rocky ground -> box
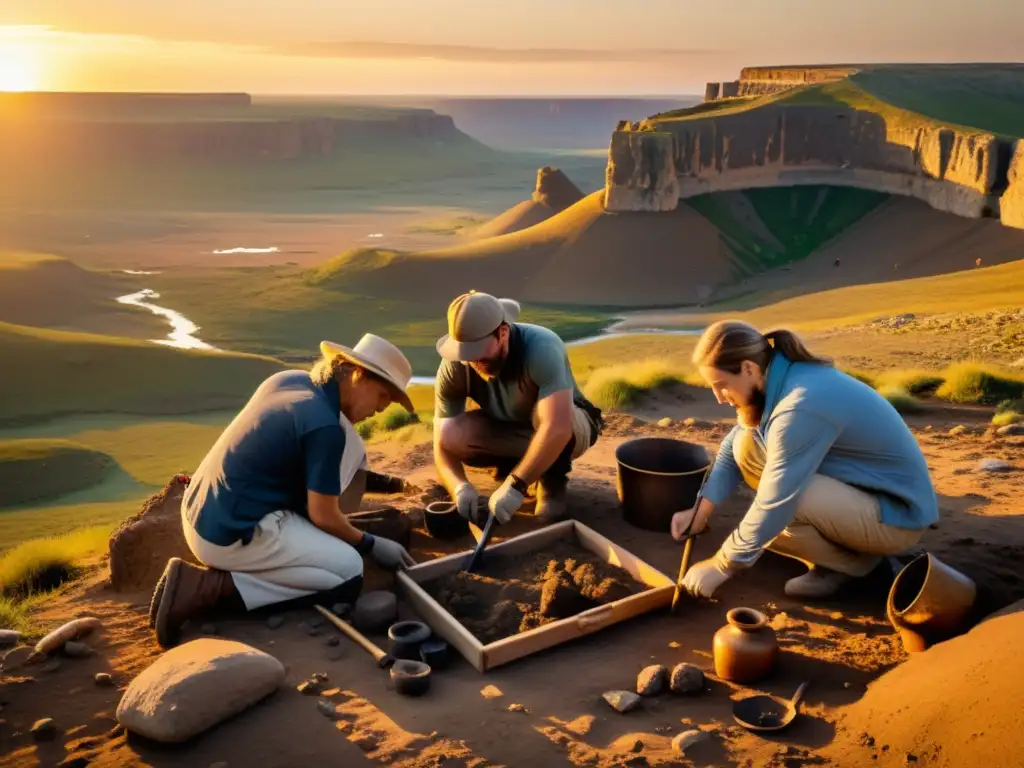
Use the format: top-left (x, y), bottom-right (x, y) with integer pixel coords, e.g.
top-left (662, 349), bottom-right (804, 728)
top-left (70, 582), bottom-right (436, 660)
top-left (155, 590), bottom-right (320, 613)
top-left (2, 387), bottom-right (1023, 767)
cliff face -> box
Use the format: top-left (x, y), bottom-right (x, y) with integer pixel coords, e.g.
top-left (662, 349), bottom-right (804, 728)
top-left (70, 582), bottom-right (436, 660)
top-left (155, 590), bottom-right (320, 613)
top-left (0, 113), bottom-right (463, 166)
top-left (605, 104), bottom-right (1020, 229)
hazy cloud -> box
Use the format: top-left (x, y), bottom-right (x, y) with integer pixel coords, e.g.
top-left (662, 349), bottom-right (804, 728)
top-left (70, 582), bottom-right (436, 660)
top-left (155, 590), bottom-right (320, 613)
top-left (267, 41), bottom-right (719, 64)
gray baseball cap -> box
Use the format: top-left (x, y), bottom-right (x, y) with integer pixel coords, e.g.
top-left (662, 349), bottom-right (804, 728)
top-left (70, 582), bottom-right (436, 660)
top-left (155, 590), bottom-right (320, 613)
top-left (436, 291), bottom-right (521, 361)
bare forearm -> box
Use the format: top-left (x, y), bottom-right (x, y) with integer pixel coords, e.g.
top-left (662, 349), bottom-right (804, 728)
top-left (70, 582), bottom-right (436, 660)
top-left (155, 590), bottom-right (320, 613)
top-left (514, 421), bottom-right (573, 484)
top-left (434, 432), bottom-right (469, 493)
top-left (312, 507), bottom-right (365, 545)
top-left (339, 470), bottom-right (367, 514)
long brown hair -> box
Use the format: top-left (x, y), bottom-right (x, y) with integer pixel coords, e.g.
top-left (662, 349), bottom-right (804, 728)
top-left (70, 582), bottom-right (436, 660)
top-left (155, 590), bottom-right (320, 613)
top-left (692, 320), bottom-right (831, 374)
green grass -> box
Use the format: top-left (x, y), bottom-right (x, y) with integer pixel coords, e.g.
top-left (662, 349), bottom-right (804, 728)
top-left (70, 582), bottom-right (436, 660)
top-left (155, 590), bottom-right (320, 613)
top-left (0, 440), bottom-right (118, 508)
top-left (935, 363), bottom-right (1024, 405)
top-left (873, 369), bottom-right (945, 396)
top-left (877, 385), bottom-right (922, 414)
top-left (581, 359), bottom-right (695, 410)
top-left (0, 525), bottom-right (111, 599)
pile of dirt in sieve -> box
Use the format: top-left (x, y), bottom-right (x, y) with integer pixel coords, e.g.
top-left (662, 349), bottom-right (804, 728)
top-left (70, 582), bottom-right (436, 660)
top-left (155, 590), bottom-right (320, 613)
top-left (823, 599), bottom-right (1024, 767)
top-left (425, 541), bottom-right (644, 644)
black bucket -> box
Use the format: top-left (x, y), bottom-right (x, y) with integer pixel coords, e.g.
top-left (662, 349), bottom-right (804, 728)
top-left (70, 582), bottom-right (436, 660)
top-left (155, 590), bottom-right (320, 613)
top-left (615, 437), bottom-right (711, 532)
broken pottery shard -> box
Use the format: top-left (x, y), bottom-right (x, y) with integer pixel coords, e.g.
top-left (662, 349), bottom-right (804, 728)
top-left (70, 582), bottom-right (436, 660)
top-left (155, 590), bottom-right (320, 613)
top-left (636, 665), bottom-right (668, 696)
top-left (669, 663), bottom-right (705, 695)
top-left (603, 690), bottom-right (641, 713)
top-left (34, 617), bottom-right (102, 656)
top-left (671, 729), bottom-right (709, 755)
top-left (116, 638), bottom-right (285, 743)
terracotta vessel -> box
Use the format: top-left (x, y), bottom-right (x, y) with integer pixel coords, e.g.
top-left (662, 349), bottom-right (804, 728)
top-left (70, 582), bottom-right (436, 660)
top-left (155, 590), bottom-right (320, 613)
top-left (887, 553), bottom-right (977, 653)
top-left (713, 607), bottom-right (778, 683)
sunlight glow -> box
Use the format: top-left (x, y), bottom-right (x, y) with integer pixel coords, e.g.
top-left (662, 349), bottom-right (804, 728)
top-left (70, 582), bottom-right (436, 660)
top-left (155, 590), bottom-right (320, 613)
top-left (0, 40), bottom-right (40, 91)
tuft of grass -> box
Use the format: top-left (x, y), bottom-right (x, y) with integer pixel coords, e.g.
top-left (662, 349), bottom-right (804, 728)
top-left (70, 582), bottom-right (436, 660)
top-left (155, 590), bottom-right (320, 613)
top-left (993, 410), bottom-right (1023, 427)
top-left (935, 362), bottom-right (1024, 405)
top-left (877, 385), bottom-right (923, 414)
top-left (356, 403), bottom-right (428, 441)
top-left (0, 595), bottom-right (33, 634)
top-left (582, 360), bottom-right (693, 411)
top-left (0, 525), bottom-right (111, 600)
top-left (873, 369), bottom-right (945, 396)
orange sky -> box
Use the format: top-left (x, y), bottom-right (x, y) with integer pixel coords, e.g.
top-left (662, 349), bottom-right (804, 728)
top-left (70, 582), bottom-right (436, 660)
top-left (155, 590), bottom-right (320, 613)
top-left (1, 1), bottom-right (1021, 95)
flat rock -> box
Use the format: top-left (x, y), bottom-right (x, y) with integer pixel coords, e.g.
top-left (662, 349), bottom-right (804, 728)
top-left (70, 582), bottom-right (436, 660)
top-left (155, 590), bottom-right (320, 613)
top-left (669, 663), bottom-right (705, 694)
top-left (0, 630), bottom-right (20, 648)
top-left (2, 645), bottom-right (36, 672)
top-left (353, 591), bottom-right (397, 633)
top-left (35, 617), bottom-right (102, 656)
top-left (31, 717), bottom-right (57, 742)
top-left (636, 665), bottom-right (668, 696)
top-left (997, 423), bottom-right (1024, 436)
top-left (978, 459), bottom-right (1014, 473)
top-left (116, 638), bottom-right (285, 743)
top-left (671, 729), bottom-right (709, 755)
top-left (602, 690), bottom-right (641, 713)
top-left (62, 641), bottom-right (93, 658)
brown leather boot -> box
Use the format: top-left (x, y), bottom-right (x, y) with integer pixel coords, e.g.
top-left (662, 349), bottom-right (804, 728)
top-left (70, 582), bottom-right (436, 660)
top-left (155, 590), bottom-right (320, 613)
top-left (152, 558), bottom-right (241, 649)
top-left (535, 475), bottom-right (569, 522)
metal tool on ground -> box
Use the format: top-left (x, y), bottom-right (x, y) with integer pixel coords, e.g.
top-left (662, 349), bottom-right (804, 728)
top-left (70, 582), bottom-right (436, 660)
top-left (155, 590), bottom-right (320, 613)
top-left (462, 511), bottom-right (498, 574)
top-left (670, 452), bottom-right (716, 613)
top-left (732, 681), bottom-right (809, 733)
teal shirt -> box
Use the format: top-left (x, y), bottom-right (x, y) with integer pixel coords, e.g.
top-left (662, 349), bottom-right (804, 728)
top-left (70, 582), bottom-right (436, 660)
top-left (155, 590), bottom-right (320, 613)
top-left (434, 323), bottom-right (584, 423)
top-left (704, 354), bottom-right (939, 566)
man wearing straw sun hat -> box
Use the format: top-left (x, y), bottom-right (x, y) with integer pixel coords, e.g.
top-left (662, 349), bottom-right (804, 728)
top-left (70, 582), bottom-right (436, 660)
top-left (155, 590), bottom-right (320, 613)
top-left (151, 334), bottom-right (418, 648)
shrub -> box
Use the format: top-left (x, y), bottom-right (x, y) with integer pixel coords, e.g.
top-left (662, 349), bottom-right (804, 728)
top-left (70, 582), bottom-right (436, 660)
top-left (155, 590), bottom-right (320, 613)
top-left (935, 363), bottom-right (1024, 405)
top-left (583, 360), bottom-right (690, 411)
top-left (873, 369), bottom-right (945, 396)
top-left (877, 385), bottom-right (922, 414)
top-left (380, 406), bottom-right (420, 432)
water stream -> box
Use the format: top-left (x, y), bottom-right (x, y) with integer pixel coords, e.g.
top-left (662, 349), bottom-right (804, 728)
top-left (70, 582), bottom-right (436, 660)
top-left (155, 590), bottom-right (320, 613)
top-left (116, 289), bottom-right (221, 352)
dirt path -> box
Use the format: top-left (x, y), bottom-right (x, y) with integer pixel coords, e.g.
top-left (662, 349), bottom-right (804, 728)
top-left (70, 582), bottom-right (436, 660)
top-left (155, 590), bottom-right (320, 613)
top-left (3, 397), bottom-right (1023, 767)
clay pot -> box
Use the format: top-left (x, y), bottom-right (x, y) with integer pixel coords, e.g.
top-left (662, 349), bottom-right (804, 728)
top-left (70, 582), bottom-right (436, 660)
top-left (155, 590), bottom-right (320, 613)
top-left (424, 501), bottom-right (469, 540)
top-left (390, 659), bottom-right (432, 697)
top-left (887, 553), bottom-right (977, 653)
top-left (387, 621), bottom-right (432, 660)
top-left (713, 608), bottom-right (778, 683)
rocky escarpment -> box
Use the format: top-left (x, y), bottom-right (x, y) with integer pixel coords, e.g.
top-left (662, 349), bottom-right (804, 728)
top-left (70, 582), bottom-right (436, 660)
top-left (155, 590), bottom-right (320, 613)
top-left (705, 66), bottom-right (857, 101)
top-left (605, 103), bottom-right (1021, 229)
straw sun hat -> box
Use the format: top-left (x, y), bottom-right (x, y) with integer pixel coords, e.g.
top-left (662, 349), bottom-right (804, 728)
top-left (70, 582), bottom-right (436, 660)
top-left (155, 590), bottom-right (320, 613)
top-left (319, 334), bottom-right (414, 413)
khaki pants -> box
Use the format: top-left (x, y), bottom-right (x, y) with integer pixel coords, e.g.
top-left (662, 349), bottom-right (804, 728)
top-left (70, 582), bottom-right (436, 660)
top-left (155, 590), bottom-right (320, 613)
top-left (183, 508), bottom-right (364, 611)
top-left (734, 430), bottom-right (923, 577)
top-left (440, 407), bottom-right (595, 467)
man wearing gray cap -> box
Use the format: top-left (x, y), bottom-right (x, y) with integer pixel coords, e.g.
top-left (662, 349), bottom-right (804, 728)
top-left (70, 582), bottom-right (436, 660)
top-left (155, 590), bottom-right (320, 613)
top-left (433, 291), bottom-right (603, 523)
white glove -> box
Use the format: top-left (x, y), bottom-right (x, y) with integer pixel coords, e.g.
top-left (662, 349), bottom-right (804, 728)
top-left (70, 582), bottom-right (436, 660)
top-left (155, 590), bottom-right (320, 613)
top-left (682, 551), bottom-right (739, 598)
top-left (488, 476), bottom-right (525, 524)
top-left (370, 536), bottom-right (416, 570)
top-left (454, 482), bottom-right (480, 521)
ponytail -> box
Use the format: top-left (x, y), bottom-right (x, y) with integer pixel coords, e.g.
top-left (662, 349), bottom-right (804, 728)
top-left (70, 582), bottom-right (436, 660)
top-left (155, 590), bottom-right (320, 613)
top-left (763, 329), bottom-right (832, 367)
top-left (694, 320), bottom-right (830, 374)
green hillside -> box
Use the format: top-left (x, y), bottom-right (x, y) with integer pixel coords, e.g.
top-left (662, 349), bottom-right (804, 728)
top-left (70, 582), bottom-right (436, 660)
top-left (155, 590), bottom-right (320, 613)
top-left (0, 440), bottom-right (119, 508)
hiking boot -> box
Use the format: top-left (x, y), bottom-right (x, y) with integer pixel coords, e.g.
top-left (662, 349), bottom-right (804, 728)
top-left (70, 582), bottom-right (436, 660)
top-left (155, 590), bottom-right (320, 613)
top-left (535, 475), bottom-right (569, 522)
top-left (152, 558), bottom-right (241, 649)
top-left (784, 566), bottom-right (852, 599)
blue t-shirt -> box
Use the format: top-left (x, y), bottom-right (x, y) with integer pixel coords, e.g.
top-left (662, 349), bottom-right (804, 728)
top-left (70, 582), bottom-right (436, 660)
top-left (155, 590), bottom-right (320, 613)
top-left (184, 370), bottom-right (346, 546)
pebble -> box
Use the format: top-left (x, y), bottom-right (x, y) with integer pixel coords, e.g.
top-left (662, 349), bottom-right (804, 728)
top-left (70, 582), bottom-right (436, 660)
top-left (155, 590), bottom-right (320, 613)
top-left (602, 690), bottom-right (641, 713)
top-left (669, 663), bottom-right (704, 694)
top-left (507, 703), bottom-right (529, 713)
top-left (31, 717), bottom-right (57, 742)
top-left (326, 637), bottom-right (340, 647)
top-left (95, 672), bottom-right (114, 687)
top-left (1, 645), bottom-right (35, 672)
top-left (657, 417), bottom-right (674, 428)
top-left (200, 623), bottom-right (218, 635)
top-left (978, 459), bottom-right (1014, 473)
top-left (317, 699), bottom-right (341, 720)
top-left (997, 423), bottom-right (1024, 436)
top-left (297, 681), bottom-right (319, 695)
top-left (0, 630), bottom-right (20, 648)
top-left (636, 664), bottom-right (667, 696)
top-left (266, 615), bottom-right (285, 629)
top-left (671, 729), bottom-right (709, 755)
top-left (63, 641), bottom-right (93, 658)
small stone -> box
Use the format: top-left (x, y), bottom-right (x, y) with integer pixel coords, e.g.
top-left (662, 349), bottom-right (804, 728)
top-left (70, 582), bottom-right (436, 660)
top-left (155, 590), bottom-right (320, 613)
top-left (978, 459), bottom-right (1014, 473)
top-left (95, 672), bottom-right (114, 686)
top-left (671, 729), bottom-right (708, 755)
top-left (602, 690), bottom-right (641, 713)
top-left (200, 623), bottom-right (218, 635)
top-left (997, 424), bottom-right (1024, 436)
top-left (0, 630), bottom-right (20, 648)
top-left (636, 664), bottom-right (668, 696)
top-left (317, 699), bottom-right (341, 720)
top-left (326, 637), bottom-right (340, 647)
top-left (31, 717), bottom-right (57, 742)
top-left (631, 739), bottom-right (644, 753)
top-left (62, 641), bottom-right (93, 658)
top-left (2, 644), bottom-right (35, 672)
top-left (266, 615), bottom-right (285, 629)
top-left (332, 603), bottom-right (352, 618)
top-left (297, 681), bottom-right (319, 695)
top-left (657, 417), bottom-right (674, 428)
top-left (508, 703), bottom-right (529, 713)
top-left (312, 672), bottom-right (329, 683)
top-left (669, 663), bottom-right (704, 694)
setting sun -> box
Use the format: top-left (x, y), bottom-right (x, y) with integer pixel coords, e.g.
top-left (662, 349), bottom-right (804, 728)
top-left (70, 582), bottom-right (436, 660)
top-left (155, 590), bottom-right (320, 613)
top-left (0, 41), bottom-right (40, 91)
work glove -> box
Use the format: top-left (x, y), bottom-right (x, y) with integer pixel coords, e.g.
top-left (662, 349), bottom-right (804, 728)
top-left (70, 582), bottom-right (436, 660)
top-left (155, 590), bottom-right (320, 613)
top-left (370, 536), bottom-right (416, 571)
top-left (682, 550), bottom-right (739, 598)
top-left (488, 476), bottom-right (525, 525)
top-left (454, 482), bottom-right (481, 521)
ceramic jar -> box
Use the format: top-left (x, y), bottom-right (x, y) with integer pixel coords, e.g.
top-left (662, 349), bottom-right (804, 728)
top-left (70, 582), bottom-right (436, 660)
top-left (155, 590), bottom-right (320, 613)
top-left (713, 607), bottom-right (778, 683)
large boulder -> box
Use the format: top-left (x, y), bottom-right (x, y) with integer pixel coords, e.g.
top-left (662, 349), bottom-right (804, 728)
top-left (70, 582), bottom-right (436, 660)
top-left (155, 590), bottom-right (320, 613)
top-left (108, 475), bottom-right (197, 592)
top-left (116, 638), bottom-right (285, 743)
top-left (532, 166), bottom-right (584, 212)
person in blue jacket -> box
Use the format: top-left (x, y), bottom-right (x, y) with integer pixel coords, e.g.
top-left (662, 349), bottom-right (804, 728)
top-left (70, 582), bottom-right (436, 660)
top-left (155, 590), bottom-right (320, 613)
top-left (672, 321), bottom-right (938, 600)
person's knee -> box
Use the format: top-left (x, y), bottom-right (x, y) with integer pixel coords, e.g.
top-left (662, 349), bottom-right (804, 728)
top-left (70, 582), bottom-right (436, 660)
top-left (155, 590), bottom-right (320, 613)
top-left (437, 414), bottom-right (472, 454)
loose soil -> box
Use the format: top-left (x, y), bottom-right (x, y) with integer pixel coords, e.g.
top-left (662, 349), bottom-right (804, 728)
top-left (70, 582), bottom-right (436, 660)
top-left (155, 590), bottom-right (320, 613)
top-left (425, 541), bottom-right (645, 643)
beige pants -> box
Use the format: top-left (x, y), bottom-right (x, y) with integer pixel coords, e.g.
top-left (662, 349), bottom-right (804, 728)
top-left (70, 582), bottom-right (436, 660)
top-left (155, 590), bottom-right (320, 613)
top-left (734, 430), bottom-right (923, 577)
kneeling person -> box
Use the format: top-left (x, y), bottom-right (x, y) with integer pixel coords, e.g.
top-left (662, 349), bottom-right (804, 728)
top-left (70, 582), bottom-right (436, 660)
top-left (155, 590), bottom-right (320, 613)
top-left (152, 335), bottom-right (416, 648)
top-left (673, 321), bottom-right (938, 600)
top-left (433, 291), bottom-right (603, 523)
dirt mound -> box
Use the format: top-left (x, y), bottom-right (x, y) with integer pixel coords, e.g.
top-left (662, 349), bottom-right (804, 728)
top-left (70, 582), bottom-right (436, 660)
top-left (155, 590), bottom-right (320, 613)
top-left (474, 166), bottom-right (585, 239)
top-left (825, 600), bottom-right (1024, 767)
top-left (107, 475), bottom-right (197, 591)
top-left (532, 166), bottom-right (583, 212)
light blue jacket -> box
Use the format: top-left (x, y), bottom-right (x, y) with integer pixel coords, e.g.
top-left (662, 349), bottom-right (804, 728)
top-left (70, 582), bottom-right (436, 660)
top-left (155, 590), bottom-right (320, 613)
top-left (704, 354), bottom-right (938, 566)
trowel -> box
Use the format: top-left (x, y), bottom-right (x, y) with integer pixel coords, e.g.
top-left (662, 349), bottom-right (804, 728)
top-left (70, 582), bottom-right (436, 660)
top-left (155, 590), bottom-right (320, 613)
top-left (670, 453), bottom-right (716, 612)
